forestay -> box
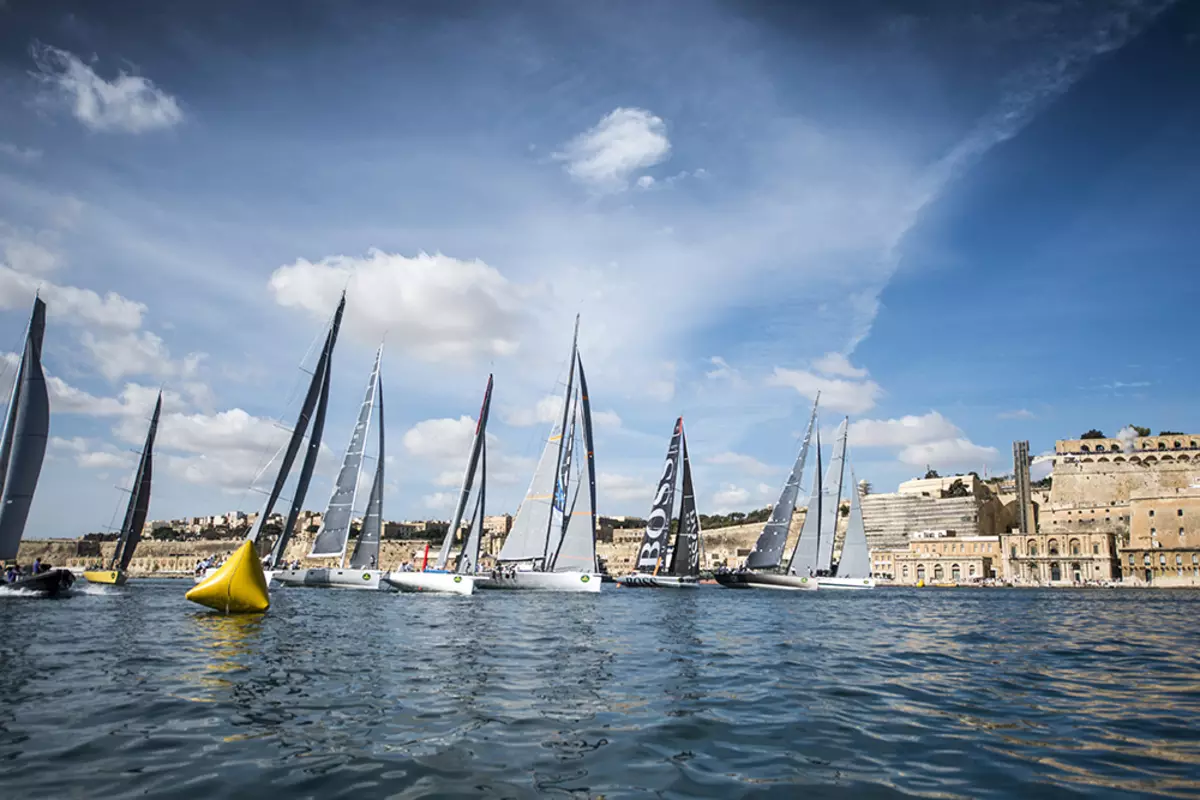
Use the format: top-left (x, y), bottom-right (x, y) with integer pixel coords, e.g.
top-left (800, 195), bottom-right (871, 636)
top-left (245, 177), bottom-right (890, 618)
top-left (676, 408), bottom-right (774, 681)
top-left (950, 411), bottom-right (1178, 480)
top-left (745, 397), bottom-right (818, 570)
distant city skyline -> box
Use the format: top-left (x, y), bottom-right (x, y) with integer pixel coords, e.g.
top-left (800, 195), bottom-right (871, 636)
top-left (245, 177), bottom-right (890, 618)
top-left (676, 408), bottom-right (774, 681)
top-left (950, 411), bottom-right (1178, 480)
top-left (1, 1), bottom-right (1196, 538)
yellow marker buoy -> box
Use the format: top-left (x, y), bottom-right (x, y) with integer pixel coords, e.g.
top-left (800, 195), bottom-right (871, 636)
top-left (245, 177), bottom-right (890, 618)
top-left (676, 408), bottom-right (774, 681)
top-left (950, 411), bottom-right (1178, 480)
top-left (186, 541), bottom-right (269, 614)
top-left (82, 569), bottom-right (128, 585)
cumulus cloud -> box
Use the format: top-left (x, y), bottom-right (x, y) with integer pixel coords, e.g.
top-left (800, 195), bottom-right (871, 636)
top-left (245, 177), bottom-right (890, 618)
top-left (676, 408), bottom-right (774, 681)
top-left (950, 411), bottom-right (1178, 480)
top-left (849, 411), bottom-right (999, 471)
top-left (504, 393), bottom-right (620, 429)
top-left (80, 330), bottom-right (203, 382)
top-left (768, 367), bottom-right (882, 415)
top-left (0, 265), bottom-right (145, 330)
top-left (555, 107), bottom-right (671, 192)
top-left (422, 492), bottom-right (456, 511)
top-left (706, 451), bottom-right (772, 476)
top-left (404, 416), bottom-right (477, 460)
top-left (811, 352), bottom-right (868, 379)
top-left (31, 43), bottom-right (183, 133)
top-left (269, 248), bottom-right (528, 361)
top-left (711, 483), bottom-right (750, 512)
top-left (597, 472), bottom-right (652, 505)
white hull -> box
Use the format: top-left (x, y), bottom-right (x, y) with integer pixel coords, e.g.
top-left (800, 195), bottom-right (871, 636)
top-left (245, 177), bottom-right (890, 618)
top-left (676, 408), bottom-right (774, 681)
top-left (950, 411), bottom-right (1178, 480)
top-left (742, 572), bottom-right (819, 591)
top-left (817, 576), bottom-right (876, 590)
top-left (273, 567), bottom-right (391, 591)
top-left (616, 573), bottom-right (699, 588)
top-left (384, 571), bottom-right (474, 595)
top-left (476, 570), bottom-right (601, 593)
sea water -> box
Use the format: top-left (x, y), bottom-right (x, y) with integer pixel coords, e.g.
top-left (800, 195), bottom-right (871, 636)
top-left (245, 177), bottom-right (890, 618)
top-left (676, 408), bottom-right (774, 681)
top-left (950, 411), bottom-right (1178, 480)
top-left (1, 582), bottom-right (1198, 798)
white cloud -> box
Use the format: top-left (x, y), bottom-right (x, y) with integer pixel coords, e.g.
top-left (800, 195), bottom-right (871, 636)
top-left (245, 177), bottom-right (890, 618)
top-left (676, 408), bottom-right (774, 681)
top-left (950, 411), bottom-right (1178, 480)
top-left (0, 265), bottom-right (145, 330)
top-left (2, 236), bottom-right (59, 273)
top-left (711, 483), bottom-right (750, 512)
top-left (636, 175), bottom-right (656, 189)
top-left (31, 43), bottom-right (183, 134)
top-left (269, 248), bottom-right (527, 361)
top-left (77, 450), bottom-right (135, 470)
top-left (0, 142), bottom-right (42, 163)
top-left (768, 367), bottom-right (882, 415)
top-left (597, 472), bottom-right (651, 505)
top-left (404, 416), bottom-right (477, 460)
top-left (50, 436), bottom-right (88, 453)
top-left (504, 393), bottom-right (621, 429)
top-left (849, 411), bottom-right (999, 471)
top-left (812, 352), bottom-right (868, 379)
top-left (706, 451), bottom-right (772, 475)
top-left (422, 492), bottom-right (456, 511)
top-left (998, 408), bottom-right (1036, 420)
top-left (80, 330), bottom-right (203, 382)
top-left (555, 107), bottom-right (671, 192)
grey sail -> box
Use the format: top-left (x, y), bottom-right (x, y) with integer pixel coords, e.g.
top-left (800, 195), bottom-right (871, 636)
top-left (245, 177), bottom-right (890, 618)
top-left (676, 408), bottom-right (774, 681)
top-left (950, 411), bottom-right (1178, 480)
top-left (0, 297), bottom-right (49, 561)
top-left (311, 346), bottom-right (382, 559)
top-left (247, 294), bottom-right (345, 547)
top-left (269, 300), bottom-right (343, 568)
top-left (544, 316), bottom-right (580, 565)
top-left (436, 374), bottom-right (493, 569)
top-left (787, 432), bottom-right (822, 575)
top-left (498, 418), bottom-right (561, 562)
top-left (815, 417), bottom-right (848, 573)
top-left (667, 429), bottom-right (702, 577)
top-left (837, 468), bottom-right (871, 579)
top-left (112, 392), bottom-right (161, 572)
top-left (457, 444), bottom-right (485, 575)
top-left (634, 417), bottom-right (682, 572)
top-left (745, 396), bottom-right (818, 570)
top-left (550, 373), bottom-right (596, 573)
top-left (349, 377), bottom-right (384, 569)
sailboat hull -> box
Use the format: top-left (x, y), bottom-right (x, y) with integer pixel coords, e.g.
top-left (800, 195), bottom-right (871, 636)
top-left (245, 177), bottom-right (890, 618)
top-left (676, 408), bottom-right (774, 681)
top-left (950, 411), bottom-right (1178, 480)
top-left (384, 571), bottom-right (474, 595)
top-left (716, 571), bottom-right (818, 591)
top-left (616, 573), bottom-right (699, 588)
top-left (476, 570), bottom-right (601, 593)
top-left (82, 569), bottom-right (127, 585)
top-left (273, 567), bottom-right (391, 591)
top-left (817, 576), bottom-right (876, 590)
top-left (3, 568), bottom-right (75, 596)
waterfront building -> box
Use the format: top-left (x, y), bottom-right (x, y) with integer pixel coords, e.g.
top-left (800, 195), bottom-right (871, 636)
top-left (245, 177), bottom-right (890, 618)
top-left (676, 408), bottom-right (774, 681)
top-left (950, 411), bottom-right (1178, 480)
top-left (861, 474), bottom-right (1010, 552)
top-left (998, 530), bottom-right (1118, 584)
top-left (878, 530), bottom-right (1000, 585)
top-left (1120, 489), bottom-right (1200, 587)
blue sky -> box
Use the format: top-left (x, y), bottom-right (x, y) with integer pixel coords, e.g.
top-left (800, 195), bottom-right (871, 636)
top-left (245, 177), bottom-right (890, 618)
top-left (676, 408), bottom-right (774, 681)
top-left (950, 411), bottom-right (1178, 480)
top-left (0, 0), bottom-right (1196, 536)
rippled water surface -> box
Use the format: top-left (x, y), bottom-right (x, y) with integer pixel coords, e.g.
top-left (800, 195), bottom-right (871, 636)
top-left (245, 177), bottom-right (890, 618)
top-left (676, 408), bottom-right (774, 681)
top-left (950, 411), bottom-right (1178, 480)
top-left (2, 582), bottom-right (1199, 798)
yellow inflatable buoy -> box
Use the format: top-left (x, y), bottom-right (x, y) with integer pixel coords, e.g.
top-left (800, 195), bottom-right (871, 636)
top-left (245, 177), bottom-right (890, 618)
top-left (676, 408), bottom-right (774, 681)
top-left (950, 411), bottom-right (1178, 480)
top-left (83, 569), bottom-right (128, 585)
top-left (186, 541), bottom-right (269, 614)
top-left (916, 579), bottom-right (926, 588)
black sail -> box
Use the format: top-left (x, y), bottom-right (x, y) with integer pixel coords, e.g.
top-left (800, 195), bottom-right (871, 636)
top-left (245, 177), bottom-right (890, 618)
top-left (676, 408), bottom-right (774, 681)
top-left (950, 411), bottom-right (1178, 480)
top-left (436, 374), bottom-right (493, 569)
top-left (246, 294), bottom-right (346, 548)
top-left (745, 396), bottom-right (818, 570)
top-left (0, 297), bottom-right (49, 561)
top-left (668, 429), bottom-right (701, 577)
top-left (112, 393), bottom-right (161, 571)
top-left (634, 417), bottom-right (682, 572)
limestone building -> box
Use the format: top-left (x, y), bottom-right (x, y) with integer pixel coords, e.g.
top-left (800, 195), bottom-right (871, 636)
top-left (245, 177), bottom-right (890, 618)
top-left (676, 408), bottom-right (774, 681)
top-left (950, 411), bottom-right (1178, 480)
top-left (1120, 488), bottom-right (1200, 587)
top-left (861, 474), bottom-right (1009, 552)
top-left (883, 530), bottom-right (1001, 585)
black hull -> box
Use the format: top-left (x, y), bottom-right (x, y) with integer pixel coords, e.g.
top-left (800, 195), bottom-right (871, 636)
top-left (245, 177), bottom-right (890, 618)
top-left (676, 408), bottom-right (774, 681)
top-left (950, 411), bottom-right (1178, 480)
top-left (6, 568), bottom-right (75, 596)
top-left (714, 572), bottom-right (753, 589)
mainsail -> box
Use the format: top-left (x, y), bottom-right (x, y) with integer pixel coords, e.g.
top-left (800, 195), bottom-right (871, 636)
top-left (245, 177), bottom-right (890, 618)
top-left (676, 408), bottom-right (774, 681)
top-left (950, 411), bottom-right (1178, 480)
top-left (745, 396), bottom-right (818, 570)
top-left (456, 441), bottom-right (486, 575)
top-left (265, 296), bottom-right (344, 569)
top-left (667, 428), bottom-right (701, 577)
top-left (815, 417), bottom-right (848, 572)
top-left (311, 346), bottom-right (382, 559)
top-left (634, 417), bottom-right (682, 572)
top-left (0, 297), bottom-right (49, 561)
top-left (436, 374), bottom-right (493, 570)
top-left (349, 377), bottom-right (385, 570)
top-left (246, 294), bottom-right (345, 550)
top-left (111, 392), bottom-right (161, 572)
top-left (787, 432), bottom-right (822, 576)
top-left (837, 468), bottom-right (871, 579)
top-left (550, 357), bottom-right (596, 572)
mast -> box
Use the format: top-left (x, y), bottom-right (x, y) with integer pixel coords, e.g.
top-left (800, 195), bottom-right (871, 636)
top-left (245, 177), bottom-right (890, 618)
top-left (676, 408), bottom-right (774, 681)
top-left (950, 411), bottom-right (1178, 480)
top-left (349, 375), bottom-right (385, 570)
top-left (815, 417), bottom-right (849, 573)
top-left (111, 392), bottom-right (161, 571)
top-left (745, 395), bottom-right (819, 570)
top-left (634, 417), bottom-right (682, 572)
top-left (543, 315), bottom-right (580, 568)
top-left (310, 345), bottom-right (382, 564)
top-left (436, 374), bottom-right (493, 570)
top-left (268, 298), bottom-right (344, 569)
top-left (0, 297), bottom-right (49, 561)
top-left (246, 294), bottom-right (345, 547)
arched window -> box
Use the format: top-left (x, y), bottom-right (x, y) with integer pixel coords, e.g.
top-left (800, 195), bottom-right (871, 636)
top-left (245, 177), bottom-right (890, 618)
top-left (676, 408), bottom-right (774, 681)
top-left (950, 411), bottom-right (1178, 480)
top-left (1191, 441), bottom-right (1198, 449)
top-left (1176, 554), bottom-right (1183, 565)
top-left (968, 564), bottom-right (976, 577)
top-left (902, 565), bottom-right (909, 579)
top-left (1098, 456), bottom-right (1109, 462)
top-left (1028, 540), bottom-right (1038, 557)
top-left (1159, 441), bottom-right (1167, 450)
top-left (1114, 456), bottom-right (1126, 463)
top-left (1095, 444), bottom-right (1106, 452)
top-left (1175, 441), bottom-right (1183, 450)
top-left (1144, 553), bottom-right (1151, 565)
top-left (1081, 445), bottom-right (1090, 453)
top-left (1093, 542), bottom-right (1099, 555)
top-left (1069, 538), bottom-right (1081, 556)
top-left (1144, 456), bottom-right (1157, 464)
top-left (1011, 545), bottom-right (1017, 559)
top-left (1160, 554), bottom-right (1167, 566)
top-left (1130, 456), bottom-right (1141, 463)
top-left (1180, 455), bottom-right (1192, 462)
top-left (1050, 562), bottom-right (1061, 581)
top-left (933, 564), bottom-right (944, 581)
top-left (1162, 455), bottom-right (1175, 462)
top-left (951, 564), bottom-right (961, 581)
top-left (917, 565), bottom-right (926, 582)
top-left (1047, 538), bottom-right (1060, 556)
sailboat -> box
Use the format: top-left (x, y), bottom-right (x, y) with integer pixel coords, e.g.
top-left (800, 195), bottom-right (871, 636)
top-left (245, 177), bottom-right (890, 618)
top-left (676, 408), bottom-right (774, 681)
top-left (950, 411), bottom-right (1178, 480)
top-left (478, 316), bottom-right (600, 593)
top-left (83, 393), bottom-right (161, 585)
top-left (187, 294), bottom-right (345, 612)
top-left (0, 297), bottom-right (72, 596)
top-left (385, 374), bottom-right (492, 596)
top-left (617, 417), bottom-right (703, 588)
top-left (715, 396), bottom-right (819, 591)
top-left (275, 344), bottom-right (390, 590)
top-left (819, 466), bottom-right (874, 589)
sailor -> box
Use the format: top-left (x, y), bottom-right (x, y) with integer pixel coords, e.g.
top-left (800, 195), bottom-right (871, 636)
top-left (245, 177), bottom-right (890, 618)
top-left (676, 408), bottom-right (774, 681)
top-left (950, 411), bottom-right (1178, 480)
top-left (369, 555), bottom-right (376, 568)
top-left (3, 565), bottom-right (13, 583)
top-left (32, 557), bottom-right (42, 574)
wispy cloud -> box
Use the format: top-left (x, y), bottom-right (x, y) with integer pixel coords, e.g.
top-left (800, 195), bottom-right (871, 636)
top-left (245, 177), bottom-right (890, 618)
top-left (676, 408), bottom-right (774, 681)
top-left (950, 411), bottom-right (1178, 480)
top-left (30, 43), bottom-right (183, 133)
top-left (998, 408), bottom-right (1036, 420)
top-left (554, 107), bottom-right (671, 192)
top-left (0, 142), bottom-right (42, 163)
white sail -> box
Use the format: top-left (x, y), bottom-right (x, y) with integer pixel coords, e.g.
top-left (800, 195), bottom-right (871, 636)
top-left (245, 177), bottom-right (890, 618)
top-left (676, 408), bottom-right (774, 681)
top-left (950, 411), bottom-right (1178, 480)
top-left (310, 346), bottom-right (382, 559)
top-left (837, 468), bottom-right (871, 579)
top-left (787, 437), bottom-right (822, 576)
top-left (815, 417), bottom-right (848, 573)
top-left (551, 403), bottom-right (595, 572)
top-left (498, 421), bottom-right (561, 562)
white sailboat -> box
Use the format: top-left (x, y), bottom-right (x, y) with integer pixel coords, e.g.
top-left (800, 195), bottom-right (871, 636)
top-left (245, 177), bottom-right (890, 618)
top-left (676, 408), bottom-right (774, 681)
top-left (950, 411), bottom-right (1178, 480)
top-left (0, 297), bottom-right (73, 596)
top-left (275, 344), bottom-right (390, 591)
top-left (385, 374), bottom-right (493, 596)
top-left (477, 316), bottom-right (600, 593)
top-left (194, 294), bottom-right (345, 587)
top-left (617, 417), bottom-right (703, 588)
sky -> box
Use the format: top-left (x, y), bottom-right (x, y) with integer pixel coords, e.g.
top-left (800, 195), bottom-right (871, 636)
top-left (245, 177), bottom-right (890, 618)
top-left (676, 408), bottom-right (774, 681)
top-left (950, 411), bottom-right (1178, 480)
top-left (0, 0), bottom-right (1197, 536)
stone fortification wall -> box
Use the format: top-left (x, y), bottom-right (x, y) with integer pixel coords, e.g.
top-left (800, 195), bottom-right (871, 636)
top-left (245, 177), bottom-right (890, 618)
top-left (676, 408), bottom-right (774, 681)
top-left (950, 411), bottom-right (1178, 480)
top-left (1049, 460), bottom-right (1197, 508)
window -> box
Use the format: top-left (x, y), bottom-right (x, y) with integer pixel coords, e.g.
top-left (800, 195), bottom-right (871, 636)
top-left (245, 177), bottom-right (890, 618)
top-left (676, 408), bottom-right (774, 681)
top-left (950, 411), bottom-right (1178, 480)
top-left (1048, 539), bottom-right (1060, 556)
top-left (1160, 554), bottom-right (1167, 566)
top-left (1093, 543), bottom-right (1100, 555)
top-left (1011, 546), bottom-right (1017, 559)
top-left (1129, 554), bottom-right (1135, 566)
top-left (1151, 528), bottom-right (1157, 536)
top-left (1181, 528), bottom-right (1186, 537)
top-left (969, 564), bottom-right (976, 577)
top-left (934, 564), bottom-right (944, 581)
top-left (1144, 554), bottom-right (1151, 565)
top-left (902, 565), bottom-right (909, 579)
top-left (1176, 555), bottom-right (1183, 565)
top-left (1028, 542), bottom-right (1038, 557)
top-left (1096, 444), bottom-right (1105, 452)
top-left (1179, 509), bottom-right (1185, 517)
top-left (1150, 510), bottom-right (1156, 517)
top-left (1193, 554), bottom-right (1199, 565)
top-left (951, 564), bottom-right (961, 581)
top-left (1070, 539), bottom-right (1081, 556)
top-left (917, 565), bottom-right (926, 582)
